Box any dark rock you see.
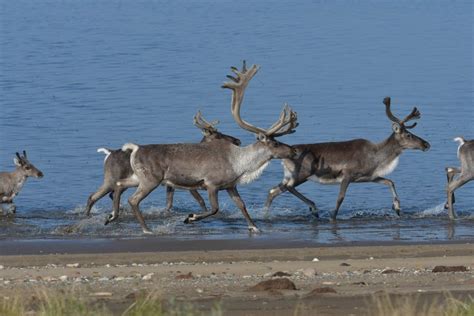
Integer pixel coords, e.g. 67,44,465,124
353,281,367,286
340,262,351,267
381,269,400,274
175,272,194,279
272,271,291,277
249,278,297,291
306,287,337,296
432,265,468,273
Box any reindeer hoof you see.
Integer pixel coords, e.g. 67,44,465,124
104,214,117,226
143,228,153,235
184,213,197,224
248,226,261,234
309,205,319,218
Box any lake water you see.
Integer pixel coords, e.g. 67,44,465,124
0,0,472,244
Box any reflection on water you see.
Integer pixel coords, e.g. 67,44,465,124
0,0,472,243
0,203,472,243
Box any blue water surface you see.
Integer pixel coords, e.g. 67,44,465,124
0,0,472,243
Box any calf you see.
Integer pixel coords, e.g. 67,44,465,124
0,151,43,213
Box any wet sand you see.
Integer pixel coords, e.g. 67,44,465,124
0,240,473,315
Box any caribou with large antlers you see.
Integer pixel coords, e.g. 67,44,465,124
265,97,430,220
0,151,43,213
84,111,241,224
445,137,473,219
120,62,298,233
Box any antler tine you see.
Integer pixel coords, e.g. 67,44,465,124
16,152,22,161
267,104,299,137
400,107,420,125
223,61,267,135
23,150,27,159
404,122,417,129
193,111,219,133
383,97,400,123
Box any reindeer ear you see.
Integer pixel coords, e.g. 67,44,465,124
392,123,402,134
257,133,268,142
201,129,212,137
14,157,22,166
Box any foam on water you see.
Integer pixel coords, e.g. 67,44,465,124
419,203,447,217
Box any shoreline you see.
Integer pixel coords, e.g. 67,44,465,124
1,236,473,256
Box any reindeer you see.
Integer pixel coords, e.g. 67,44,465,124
265,97,430,220
85,111,241,225
120,61,298,234
0,151,43,213
445,137,473,219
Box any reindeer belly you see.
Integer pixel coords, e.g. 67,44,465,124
162,178,205,190
308,174,343,184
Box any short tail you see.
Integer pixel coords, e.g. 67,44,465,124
453,137,465,146
454,137,465,158
97,147,112,163
122,143,139,153
97,147,111,155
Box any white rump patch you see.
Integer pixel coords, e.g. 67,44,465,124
454,137,465,158
374,157,399,178
97,148,111,164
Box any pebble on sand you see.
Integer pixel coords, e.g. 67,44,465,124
249,278,297,291
432,265,468,273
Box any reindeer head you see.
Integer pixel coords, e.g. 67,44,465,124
222,61,298,159
383,97,430,151
193,111,241,146
14,151,44,178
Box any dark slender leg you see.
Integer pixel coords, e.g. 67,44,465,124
331,178,350,220
128,183,158,234
105,176,139,225
286,186,318,217
227,187,259,232
447,175,470,219
85,184,112,216
184,188,219,223
373,177,401,215
164,186,175,212
444,167,460,209
104,186,127,225
264,182,288,211
189,190,208,212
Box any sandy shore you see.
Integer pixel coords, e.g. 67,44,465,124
0,240,473,315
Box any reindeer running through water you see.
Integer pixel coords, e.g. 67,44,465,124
121,61,298,233
265,97,430,220
445,137,473,219
84,111,241,225
0,151,43,213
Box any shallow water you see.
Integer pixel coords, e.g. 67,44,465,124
0,0,472,243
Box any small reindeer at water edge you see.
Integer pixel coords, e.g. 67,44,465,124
445,137,473,219
0,151,43,214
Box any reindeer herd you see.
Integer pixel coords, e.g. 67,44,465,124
0,62,472,233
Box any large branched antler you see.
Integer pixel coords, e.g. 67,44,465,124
266,103,299,137
383,97,420,129
193,110,219,134
223,61,298,137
